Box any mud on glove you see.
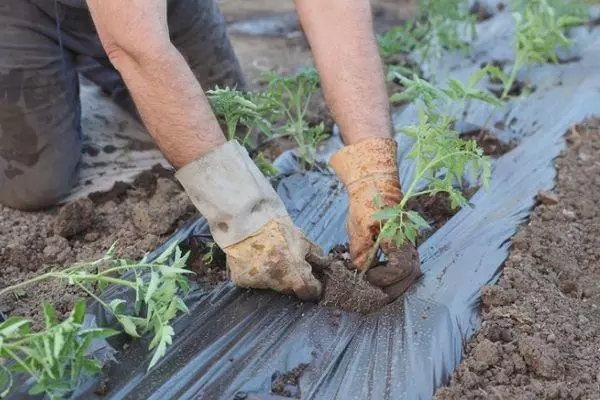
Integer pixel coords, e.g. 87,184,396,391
176,141,323,301
329,138,421,299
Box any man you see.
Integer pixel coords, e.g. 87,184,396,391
0,0,420,301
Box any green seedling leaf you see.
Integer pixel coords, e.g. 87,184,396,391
0,317,30,338
80,328,120,341
406,211,430,229
42,302,57,328
403,224,417,245
71,300,86,325
0,364,13,398
372,209,400,221
117,316,139,337
81,359,102,376
108,299,127,314
145,271,160,304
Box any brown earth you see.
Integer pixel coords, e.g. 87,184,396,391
435,121,600,399
0,166,197,328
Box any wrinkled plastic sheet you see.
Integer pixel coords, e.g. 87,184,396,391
8,7,600,400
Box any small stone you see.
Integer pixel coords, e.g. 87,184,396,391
43,235,71,264
537,191,559,205
472,339,501,372
54,198,94,237
84,232,100,242
547,333,557,343
562,209,576,220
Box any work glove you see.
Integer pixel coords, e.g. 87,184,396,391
329,138,421,298
176,141,322,301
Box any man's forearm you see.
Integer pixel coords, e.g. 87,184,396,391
108,46,226,168
295,0,392,145
86,0,226,169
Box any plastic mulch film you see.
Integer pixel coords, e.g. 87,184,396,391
8,6,600,400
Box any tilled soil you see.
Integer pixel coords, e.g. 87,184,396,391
435,122,600,399
0,166,197,328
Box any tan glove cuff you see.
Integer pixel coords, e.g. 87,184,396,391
175,140,289,248
328,138,399,190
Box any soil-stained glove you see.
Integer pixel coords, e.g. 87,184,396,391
329,138,421,298
175,141,323,301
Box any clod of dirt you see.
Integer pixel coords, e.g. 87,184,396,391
42,235,71,264
271,363,308,399
460,129,516,157
54,197,94,237
518,336,564,379
536,190,559,205
131,178,192,235
319,260,389,315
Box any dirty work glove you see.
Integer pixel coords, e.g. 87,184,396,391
329,138,421,298
175,141,322,301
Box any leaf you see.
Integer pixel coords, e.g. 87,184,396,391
81,359,102,376
108,299,126,314
0,364,12,398
372,209,400,221
145,271,160,304
42,302,57,328
118,316,140,337
80,328,121,341
71,300,87,325
404,224,417,245
29,382,47,395
53,331,65,359
406,211,430,229
174,297,190,315
0,317,30,338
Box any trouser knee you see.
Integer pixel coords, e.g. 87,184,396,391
0,102,80,210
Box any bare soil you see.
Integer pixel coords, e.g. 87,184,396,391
435,121,600,399
461,129,516,157
0,166,196,328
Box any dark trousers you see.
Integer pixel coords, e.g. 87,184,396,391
0,0,245,210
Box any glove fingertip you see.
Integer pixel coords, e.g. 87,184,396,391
293,278,322,302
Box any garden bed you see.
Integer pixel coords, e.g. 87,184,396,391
436,121,600,399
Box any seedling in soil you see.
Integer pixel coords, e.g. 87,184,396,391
501,0,587,98
261,68,328,170
207,86,279,176
366,73,499,268
0,301,118,399
0,242,192,398
378,0,476,78
207,87,274,149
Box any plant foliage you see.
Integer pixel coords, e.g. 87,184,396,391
0,242,192,398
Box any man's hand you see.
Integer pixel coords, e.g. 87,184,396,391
176,141,323,301
225,217,323,301
329,138,421,299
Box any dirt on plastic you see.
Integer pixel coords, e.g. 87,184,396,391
271,363,309,398
435,122,600,399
